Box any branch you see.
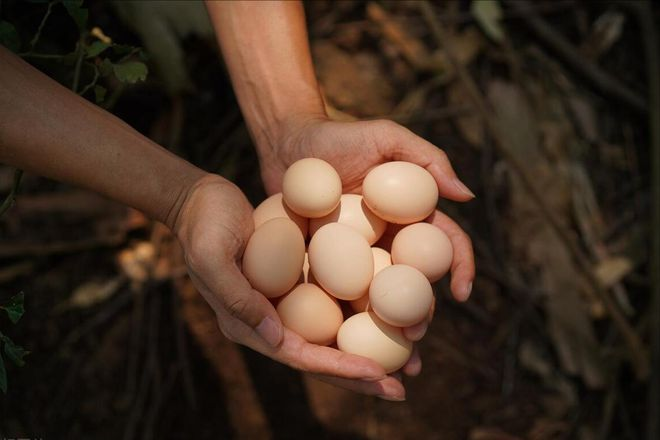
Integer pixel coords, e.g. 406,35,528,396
505,0,646,114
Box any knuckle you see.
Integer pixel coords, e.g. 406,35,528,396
225,296,250,322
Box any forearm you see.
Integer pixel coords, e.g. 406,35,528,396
206,1,325,159
0,46,206,229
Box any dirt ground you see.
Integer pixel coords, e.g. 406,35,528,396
1,1,657,439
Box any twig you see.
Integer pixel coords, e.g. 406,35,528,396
505,0,646,114
28,0,56,51
172,288,197,410
71,37,85,93
0,169,23,217
418,0,649,379
0,232,125,258
78,65,99,97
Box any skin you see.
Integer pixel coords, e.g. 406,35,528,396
0,1,474,402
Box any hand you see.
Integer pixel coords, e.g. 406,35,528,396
260,117,476,303
258,117,476,388
173,174,407,400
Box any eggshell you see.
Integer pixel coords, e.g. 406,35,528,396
391,222,453,282
282,158,342,218
337,311,412,373
277,283,343,345
242,217,305,298
309,194,386,244
253,193,308,238
350,247,392,312
362,161,438,224
369,264,434,327
308,223,374,300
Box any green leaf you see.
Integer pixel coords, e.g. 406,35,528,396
0,352,6,394
98,58,114,76
112,61,148,84
63,0,88,33
471,0,505,43
0,21,20,53
86,40,110,58
1,336,28,367
94,85,107,103
1,292,25,324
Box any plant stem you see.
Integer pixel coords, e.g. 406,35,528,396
0,169,23,218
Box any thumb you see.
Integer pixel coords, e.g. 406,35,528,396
204,259,284,348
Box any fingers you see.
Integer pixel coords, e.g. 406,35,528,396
375,120,475,202
311,373,406,401
403,320,428,341
427,210,475,301
402,347,422,377
195,260,284,347
275,330,386,380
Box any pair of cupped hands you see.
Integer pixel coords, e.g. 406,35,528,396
173,116,475,401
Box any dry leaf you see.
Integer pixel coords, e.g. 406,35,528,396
594,256,633,288
448,81,484,147
61,276,123,310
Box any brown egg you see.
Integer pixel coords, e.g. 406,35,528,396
363,161,438,224
242,217,305,298
337,311,412,373
349,247,392,312
309,194,387,244
282,158,342,218
369,264,434,327
308,223,374,300
277,283,343,345
391,222,453,282
253,193,308,238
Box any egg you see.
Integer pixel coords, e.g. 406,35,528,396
391,222,453,282
253,193,308,238
276,283,343,345
242,217,305,298
337,311,412,373
362,161,438,224
350,247,392,312
282,158,342,218
309,194,386,244
369,264,434,327
308,223,374,300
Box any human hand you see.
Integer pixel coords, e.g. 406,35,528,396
257,117,475,386
173,174,407,400
260,117,475,303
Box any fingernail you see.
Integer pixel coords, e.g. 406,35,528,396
377,394,406,402
462,281,473,301
256,316,282,347
453,179,475,198
361,374,387,382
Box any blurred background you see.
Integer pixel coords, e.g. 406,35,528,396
0,1,658,439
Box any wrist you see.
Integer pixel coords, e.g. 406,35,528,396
251,105,328,165
161,166,211,233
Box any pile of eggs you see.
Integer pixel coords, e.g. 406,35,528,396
243,158,453,372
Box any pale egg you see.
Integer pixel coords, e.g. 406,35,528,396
282,158,342,218
369,264,433,327
253,193,308,238
391,222,453,282
362,161,438,224
308,223,374,300
350,247,392,312
337,311,412,373
309,194,386,244
242,217,305,298
277,283,343,346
